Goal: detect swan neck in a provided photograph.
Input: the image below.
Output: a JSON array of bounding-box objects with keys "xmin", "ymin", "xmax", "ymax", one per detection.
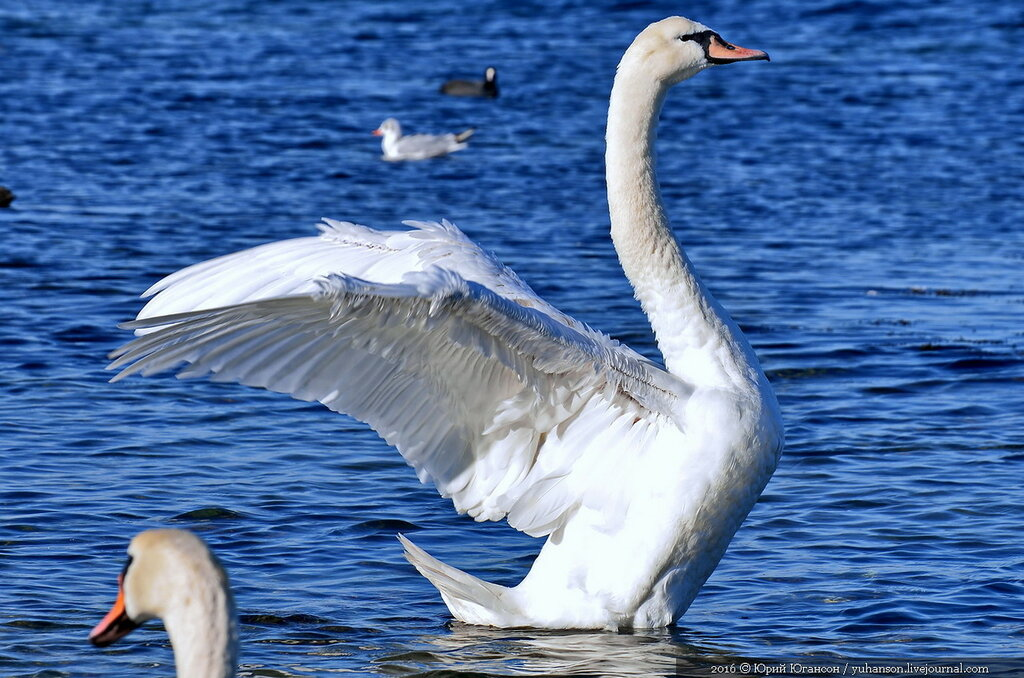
[
  {"xmin": 164, "ymin": 581, "xmax": 238, "ymax": 678},
  {"xmin": 606, "ymin": 64, "xmax": 754, "ymax": 388}
]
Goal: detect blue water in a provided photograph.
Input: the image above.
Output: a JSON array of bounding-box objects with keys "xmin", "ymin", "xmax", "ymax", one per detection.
[{"xmin": 2, "ymin": 0, "xmax": 1023, "ymax": 675}]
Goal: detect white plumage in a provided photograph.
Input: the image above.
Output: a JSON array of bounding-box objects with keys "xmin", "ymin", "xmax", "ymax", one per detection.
[
  {"xmin": 113, "ymin": 218, "xmax": 683, "ymax": 534},
  {"xmin": 109, "ymin": 17, "xmax": 783, "ymax": 630},
  {"xmin": 372, "ymin": 118, "xmax": 474, "ymax": 161},
  {"xmin": 90, "ymin": 529, "xmax": 237, "ymax": 678}
]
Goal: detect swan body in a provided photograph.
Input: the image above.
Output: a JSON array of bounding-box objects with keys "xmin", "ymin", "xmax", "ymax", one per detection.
[
  {"xmin": 108, "ymin": 17, "xmax": 782, "ymax": 630},
  {"xmin": 440, "ymin": 66, "xmax": 499, "ymax": 98},
  {"xmin": 372, "ymin": 117, "xmax": 475, "ymax": 161},
  {"xmin": 89, "ymin": 529, "xmax": 237, "ymax": 677}
]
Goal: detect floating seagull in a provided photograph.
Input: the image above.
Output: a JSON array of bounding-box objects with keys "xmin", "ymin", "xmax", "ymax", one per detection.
[
  {"xmin": 109, "ymin": 16, "xmax": 782, "ymax": 630},
  {"xmin": 90, "ymin": 529, "xmax": 237, "ymax": 677},
  {"xmin": 441, "ymin": 66, "xmax": 499, "ymax": 98},
  {"xmin": 372, "ymin": 117, "xmax": 474, "ymax": 161}
]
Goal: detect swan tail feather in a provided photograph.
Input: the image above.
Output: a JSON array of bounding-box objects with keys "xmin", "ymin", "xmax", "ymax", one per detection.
[{"xmin": 397, "ymin": 534, "xmax": 516, "ymax": 626}]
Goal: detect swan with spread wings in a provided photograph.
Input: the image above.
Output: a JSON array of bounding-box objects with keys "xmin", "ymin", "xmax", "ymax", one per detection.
[{"xmin": 109, "ymin": 16, "xmax": 783, "ymax": 630}]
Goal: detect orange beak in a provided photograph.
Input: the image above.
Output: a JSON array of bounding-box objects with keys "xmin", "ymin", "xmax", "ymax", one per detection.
[
  {"xmin": 88, "ymin": 574, "xmax": 140, "ymax": 647},
  {"xmin": 371, "ymin": 128, "xmax": 383, "ymax": 136},
  {"xmin": 707, "ymin": 34, "xmax": 769, "ymax": 64}
]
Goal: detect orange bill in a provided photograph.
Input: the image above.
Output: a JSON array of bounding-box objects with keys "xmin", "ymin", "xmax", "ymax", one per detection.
[
  {"xmin": 88, "ymin": 575, "xmax": 140, "ymax": 647},
  {"xmin": 707, "ymin": 34, "xmax": 769, "ymax": 63}
]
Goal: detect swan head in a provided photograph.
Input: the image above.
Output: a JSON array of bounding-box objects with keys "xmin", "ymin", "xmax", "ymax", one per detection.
[
  {"xmin": 89, "ymin": 528, "xmax": 235, "ymax": 648},
  {"xmin": 484, "ymin": 66, "xmax": 497, "ymax": 83},
  {"xmin": 373, "ymin": 117, "xmax": 402, "ymax": 140},
  {"xmin": 621, "ymin": 16, "xmax": 768, "ymax": 86}
]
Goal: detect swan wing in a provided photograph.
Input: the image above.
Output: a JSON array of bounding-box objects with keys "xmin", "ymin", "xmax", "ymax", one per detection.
[
  {"xmin": 137, "ymin": 219, "xmax": 591, "ymax": 340},
  {"xmin": 110, "ymin": 223, "xmax": 689, "ymax": 536}
]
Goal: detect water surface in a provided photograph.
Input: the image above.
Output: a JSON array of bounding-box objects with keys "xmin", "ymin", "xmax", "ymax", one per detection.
[{"xmin": 1, "ymin": 0, "xmax": 1022, "ymax": 675}]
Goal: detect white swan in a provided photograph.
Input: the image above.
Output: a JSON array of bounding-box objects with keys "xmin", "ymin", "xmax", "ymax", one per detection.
[
  {"xmin": 89, "ymin": 529, "xmax": 237, "ymax": 677},
  {"xmin": 372, "ymin": 117, "xmax": 475, "ymax": 161},
  {"xmin": 108, "ymin": 16, "xmax": 782, "ymax": 630},
  {"xmin": 440, "ymin": 66, "xmax": 499, "ymax": 98}
]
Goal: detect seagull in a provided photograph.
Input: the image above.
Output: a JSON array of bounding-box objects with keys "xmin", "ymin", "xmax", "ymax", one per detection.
[{"xmin": 372, "ymin": 118, "xmax": 474, "ymax": 161}]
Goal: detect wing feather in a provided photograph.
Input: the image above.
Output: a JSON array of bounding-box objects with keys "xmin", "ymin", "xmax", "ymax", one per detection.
[{"xmin": 111, "ymin": 221, "xmax": 691, "ymax": 535}]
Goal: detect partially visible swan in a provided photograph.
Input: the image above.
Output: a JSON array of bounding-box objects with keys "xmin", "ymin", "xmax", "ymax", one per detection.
[
  {"xmin": 89, "ymin": 529, "xmax": 237, "ymax": 677},
  {"xmin": 372, "ymin": 117, "xmax": 475, "ymax": 161},
  {"xmin": 440, "ymin": 66, "xmax": 499, "ymax": 98},
  {"xmin": 108, "ymin": 16, "xmax": 782, "ymax": 630}
]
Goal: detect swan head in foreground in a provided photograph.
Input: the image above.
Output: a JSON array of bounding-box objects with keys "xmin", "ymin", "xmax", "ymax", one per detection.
[
  {"xmin": 90, "ymin": 529, "xmax": 237, "ymax": 678},
  {"xmin": 620, "ymin": 16, "xmax": 767, "ymax": 86}
]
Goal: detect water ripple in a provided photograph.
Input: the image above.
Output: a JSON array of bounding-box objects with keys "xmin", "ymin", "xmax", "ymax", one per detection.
[{"xmin": 2, "ymin": 0, "xmax": 1022, "ymax": 674}]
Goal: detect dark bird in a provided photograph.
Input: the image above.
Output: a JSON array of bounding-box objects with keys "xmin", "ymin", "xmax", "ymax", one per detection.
[{"xmin": 440, "ymin": 66, "xmax": 498, "ymax": 98}]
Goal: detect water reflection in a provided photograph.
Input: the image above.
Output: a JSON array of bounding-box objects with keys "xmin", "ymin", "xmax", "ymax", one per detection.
[{"xmin": 375, "ymin": 623, "xmax": 729, "ymax": 676}]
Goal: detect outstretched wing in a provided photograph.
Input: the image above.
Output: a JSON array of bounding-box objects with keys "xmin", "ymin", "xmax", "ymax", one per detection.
[
  {"xmin": 136, "ymin": 219, "xmax": 578, "ymax": 330},
  {"xmin": 110, "ymin": 220, "xmax": 690, "ymax": 536}
]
